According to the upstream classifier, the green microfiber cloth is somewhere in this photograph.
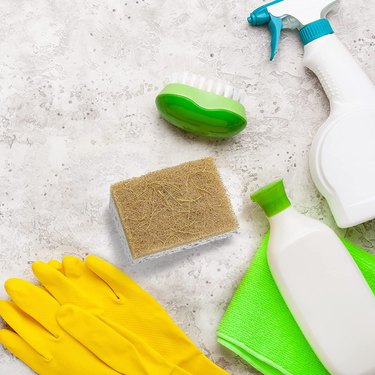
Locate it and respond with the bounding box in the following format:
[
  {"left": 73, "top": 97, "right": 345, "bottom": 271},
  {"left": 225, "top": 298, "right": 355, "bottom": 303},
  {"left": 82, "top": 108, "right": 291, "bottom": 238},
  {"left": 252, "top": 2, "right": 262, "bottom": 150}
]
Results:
[{"left": 217, "top": 232, "right": 375, "bottom": 375}]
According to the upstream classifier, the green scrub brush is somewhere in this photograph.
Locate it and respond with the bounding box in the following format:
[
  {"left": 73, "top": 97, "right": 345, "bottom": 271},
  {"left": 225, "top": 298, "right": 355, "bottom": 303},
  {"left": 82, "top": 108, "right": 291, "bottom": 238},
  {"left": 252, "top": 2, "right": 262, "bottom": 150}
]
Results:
[{"left": 156, "top": 73, "right": 247, "bottom": 138}]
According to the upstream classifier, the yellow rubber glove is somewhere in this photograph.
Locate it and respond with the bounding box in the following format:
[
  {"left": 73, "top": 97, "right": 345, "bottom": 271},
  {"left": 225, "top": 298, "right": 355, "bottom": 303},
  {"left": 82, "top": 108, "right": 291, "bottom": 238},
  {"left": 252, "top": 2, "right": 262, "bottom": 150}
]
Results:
[
  {"left": 32, "top": 255, "right": 228, "bottom": 375},
  {"left": 0, "top": 279, "right": 191, "bottom": 375}
]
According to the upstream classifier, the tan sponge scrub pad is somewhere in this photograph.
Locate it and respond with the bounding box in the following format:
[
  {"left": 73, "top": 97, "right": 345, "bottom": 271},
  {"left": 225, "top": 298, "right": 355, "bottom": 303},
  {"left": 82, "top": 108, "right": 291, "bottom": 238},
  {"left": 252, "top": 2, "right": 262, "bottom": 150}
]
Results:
[{"left": 110, "top": 157, "right": 238, "bottom": 262}]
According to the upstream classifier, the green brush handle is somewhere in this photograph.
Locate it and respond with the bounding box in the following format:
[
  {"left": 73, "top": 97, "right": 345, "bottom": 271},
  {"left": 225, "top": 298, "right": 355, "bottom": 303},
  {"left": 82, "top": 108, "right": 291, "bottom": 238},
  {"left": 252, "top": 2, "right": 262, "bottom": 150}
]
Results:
[{"left": 156, "top": 84, "right": 247, "bottom": 139}]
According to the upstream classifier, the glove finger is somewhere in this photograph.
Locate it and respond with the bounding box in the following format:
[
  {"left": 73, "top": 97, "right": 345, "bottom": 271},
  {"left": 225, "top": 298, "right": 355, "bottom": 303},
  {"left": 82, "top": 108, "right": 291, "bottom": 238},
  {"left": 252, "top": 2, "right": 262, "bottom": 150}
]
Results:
[
  {"left": 85, "top": 255, "right": 148, "bottom": 300},
  {"left": 48, "top": 260, "right": 63, "bottom": 271},
  {"left": 62, "top": 256, "right": 86, "bottom": 278},
  {"left": 57, "top": 304, "right": 148, "bottom": 375},
  {"left": 0, "top": 301, "right": 52, "bottom": 360},
  {"left": 0, "top": 329, "right": 45, "bottom": 373},
  {"left": 60, "top": 256, "right": 121, "bottom": 303},
  {"left": 32, "top": 261, "right": 96, "bottom": 309},
  {"left": 5, "top": 279, "right": 61, "bottom": 337}
]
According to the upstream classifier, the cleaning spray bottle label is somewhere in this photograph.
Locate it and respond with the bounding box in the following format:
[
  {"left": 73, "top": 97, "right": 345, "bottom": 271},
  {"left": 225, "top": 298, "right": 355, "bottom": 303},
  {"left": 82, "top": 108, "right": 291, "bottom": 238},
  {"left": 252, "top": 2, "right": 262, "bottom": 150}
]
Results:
[{"left": 248, "top": 0, "right": 375, "bottom": 228}]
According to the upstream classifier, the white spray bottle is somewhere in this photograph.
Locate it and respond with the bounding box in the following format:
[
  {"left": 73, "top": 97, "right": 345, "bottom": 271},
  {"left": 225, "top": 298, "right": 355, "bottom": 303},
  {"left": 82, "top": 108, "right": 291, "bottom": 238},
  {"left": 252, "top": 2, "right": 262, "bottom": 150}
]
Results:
[{"left": 248, "top": 0, "right": 375, "bottom": 228}]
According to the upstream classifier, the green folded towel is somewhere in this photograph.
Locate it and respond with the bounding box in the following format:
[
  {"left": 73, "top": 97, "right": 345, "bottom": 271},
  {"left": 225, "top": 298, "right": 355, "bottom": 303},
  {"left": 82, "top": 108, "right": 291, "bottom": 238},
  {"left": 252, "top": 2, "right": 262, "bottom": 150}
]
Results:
[{"left": 217, "top": 232, "right": 375, "bottom": 375}]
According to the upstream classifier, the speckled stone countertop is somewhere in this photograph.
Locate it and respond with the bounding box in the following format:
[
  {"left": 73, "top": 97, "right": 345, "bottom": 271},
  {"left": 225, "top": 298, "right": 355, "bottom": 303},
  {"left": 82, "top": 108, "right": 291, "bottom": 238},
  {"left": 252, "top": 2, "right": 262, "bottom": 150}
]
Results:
[{"left": 0, "top": 0, "right": 374, "bottom": 374}]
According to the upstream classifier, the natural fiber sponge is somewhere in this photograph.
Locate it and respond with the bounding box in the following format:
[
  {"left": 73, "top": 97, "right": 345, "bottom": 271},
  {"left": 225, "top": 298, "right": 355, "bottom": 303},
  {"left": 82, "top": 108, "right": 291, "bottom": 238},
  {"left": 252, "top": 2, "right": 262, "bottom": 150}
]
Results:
[{"left": 110, "top": 157, "right": 238, "bottom": 262}]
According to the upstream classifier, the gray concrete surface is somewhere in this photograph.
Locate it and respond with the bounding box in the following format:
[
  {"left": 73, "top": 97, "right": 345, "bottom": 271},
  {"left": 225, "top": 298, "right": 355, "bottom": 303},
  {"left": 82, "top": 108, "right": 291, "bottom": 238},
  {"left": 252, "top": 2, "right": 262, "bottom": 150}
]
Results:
[{"left": 0, "top": 0, "right": 374, "bottom": 373}]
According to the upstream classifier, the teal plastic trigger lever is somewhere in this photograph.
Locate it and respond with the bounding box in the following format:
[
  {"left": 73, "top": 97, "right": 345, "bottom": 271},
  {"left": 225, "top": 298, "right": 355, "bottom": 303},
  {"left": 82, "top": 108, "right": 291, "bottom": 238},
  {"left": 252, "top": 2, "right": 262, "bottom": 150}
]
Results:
[
  {"left": 268, "top": 15, "right": 283, "bottom": 60},
  {"left": 247, "top": 0, "right": 283, "bottom": 60}
]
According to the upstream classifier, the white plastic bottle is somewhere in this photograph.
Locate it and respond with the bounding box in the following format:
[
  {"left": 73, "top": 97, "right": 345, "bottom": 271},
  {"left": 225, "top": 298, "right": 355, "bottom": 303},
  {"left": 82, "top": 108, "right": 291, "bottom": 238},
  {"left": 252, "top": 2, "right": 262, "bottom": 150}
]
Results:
[
  {"left": 306, "top": 33, "right": 375, "bottom": 228},
  {"left": 248, "top": 0, "right": 375, "bottom": 228},
  {"left": 251, "top": 179, "right": 375, "bottom": 375}
]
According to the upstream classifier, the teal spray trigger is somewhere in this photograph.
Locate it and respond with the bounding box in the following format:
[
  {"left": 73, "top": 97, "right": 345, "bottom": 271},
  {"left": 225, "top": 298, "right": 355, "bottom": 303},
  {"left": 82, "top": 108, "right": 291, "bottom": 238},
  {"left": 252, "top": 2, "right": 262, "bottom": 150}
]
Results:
[
  {"left": 248, "top": 0, "right": 375, "bottom": 232},
  {"left": 247, "top": 0, "right": 284, "bottom": 60},
  {"left": 248, "top": 0, "right": 337, "bottom": 60}
]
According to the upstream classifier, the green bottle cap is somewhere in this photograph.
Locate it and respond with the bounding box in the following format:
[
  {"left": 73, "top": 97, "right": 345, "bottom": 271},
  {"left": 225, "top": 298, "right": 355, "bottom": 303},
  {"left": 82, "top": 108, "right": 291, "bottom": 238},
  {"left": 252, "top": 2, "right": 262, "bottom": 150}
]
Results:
[{"left": 250, "top": 179, "right": 291, "bottom": 217}]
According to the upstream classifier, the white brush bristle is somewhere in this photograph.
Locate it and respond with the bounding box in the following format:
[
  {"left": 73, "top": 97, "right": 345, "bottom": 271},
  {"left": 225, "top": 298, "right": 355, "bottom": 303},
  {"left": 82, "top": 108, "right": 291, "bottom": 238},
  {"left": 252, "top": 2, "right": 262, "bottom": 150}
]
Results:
[{"left": 169, "top": 72, "right": 244, "bottom": 104}]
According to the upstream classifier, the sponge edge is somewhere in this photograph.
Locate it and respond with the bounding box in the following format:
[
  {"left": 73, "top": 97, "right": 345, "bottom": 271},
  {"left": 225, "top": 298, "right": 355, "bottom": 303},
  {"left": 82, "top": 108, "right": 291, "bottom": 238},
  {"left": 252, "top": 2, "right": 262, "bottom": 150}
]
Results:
[{"left": 110, "top": 157, "right": 238, "bottom": 263}]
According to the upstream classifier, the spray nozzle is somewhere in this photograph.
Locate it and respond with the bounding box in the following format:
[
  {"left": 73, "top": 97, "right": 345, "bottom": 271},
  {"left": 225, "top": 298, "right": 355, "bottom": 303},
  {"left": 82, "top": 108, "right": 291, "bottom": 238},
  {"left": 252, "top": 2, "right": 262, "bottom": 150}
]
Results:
[
  {"left": 247, "top": 6, "right": 271, "bottom": 26},
  {"left": 248, "top": 0, "right": 338, "bottom": 60}
]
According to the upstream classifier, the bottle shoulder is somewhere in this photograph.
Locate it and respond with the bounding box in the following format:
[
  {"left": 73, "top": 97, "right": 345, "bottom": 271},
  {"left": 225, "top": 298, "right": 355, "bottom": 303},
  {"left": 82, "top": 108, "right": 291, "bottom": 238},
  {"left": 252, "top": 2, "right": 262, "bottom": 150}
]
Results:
[
  {"left": 268, "top": 208, "right": 333, "bottom": 252},
  {"left": 269, "top": 207, "right": 328, "bottom": 231}
]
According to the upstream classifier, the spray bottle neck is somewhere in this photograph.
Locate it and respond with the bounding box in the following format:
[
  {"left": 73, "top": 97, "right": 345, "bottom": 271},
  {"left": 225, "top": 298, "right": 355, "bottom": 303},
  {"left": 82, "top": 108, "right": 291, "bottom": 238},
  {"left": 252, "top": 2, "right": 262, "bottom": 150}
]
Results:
[{"left": 299, "top": 19, "right": 334, "bottom": 45}]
